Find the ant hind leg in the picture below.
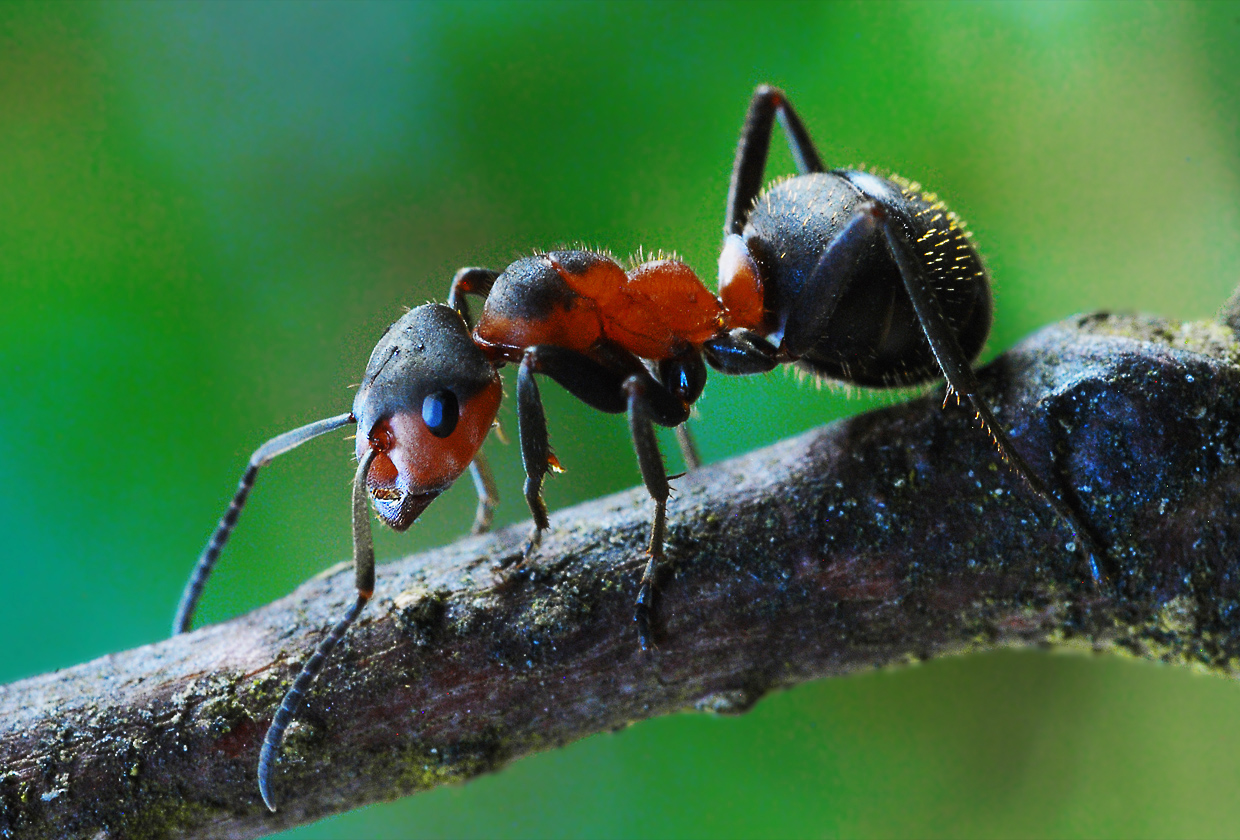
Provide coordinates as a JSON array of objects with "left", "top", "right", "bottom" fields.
[
  {"left": 726, "top": 86, "right": 826, "bottom": 235},
  {"left": 874, "top": 205, "right": 1108, "bottom": 587}
]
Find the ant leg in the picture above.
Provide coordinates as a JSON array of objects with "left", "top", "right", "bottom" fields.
[
  {"left": 447, "top": 267, "right": 500, "bottom": 326},
  {"left": 654, "top": 348, "right": 707, "bottom": 471},
  {"left": 630, "top": 402, "right": 667, "bottom": 652},
  {"left": 468, "top": 453, "right": 498, "bottom": 535},
  {"left": 516, "top": 345, "right": 631, "bottom": 556},
  {"left": 257, "top": 447, "right": 377, "bottom": 812},
  {"left": 516, "top": 344, "right": 689, "bottom": 647},
  {"left": 674, "top": 425, "right": 701, "bottom": 471},
  {"left": 702, "top": 328, "right": 780, "bottom": 374},
  {"left": 173, "top": 412, "right": 356, "bottom": 635},
  {"left": 448, "top": 269, "right": 503, "bottom": 535},
  {"left": 726, "top": 85, "right": 825, "bottom": 235},
  {"left": 779, "top": 206, "right": 891, "bottom": 359},
  {"left": 624, "top": 374, "right": 692, "bottom": 652},
  {"left": 874, "top": 207, "right": 1107, "bottom": 586},
  {"left": 515, "top": 358, "right": 553, "bottom": 558}
]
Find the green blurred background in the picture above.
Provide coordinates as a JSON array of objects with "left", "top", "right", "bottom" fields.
[{"left": 2, "top": 2, "right": 1239, "bottom": 837}]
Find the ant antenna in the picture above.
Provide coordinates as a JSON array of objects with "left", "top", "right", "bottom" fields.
[
  {"left": 173, "top": 412, "right": 356, "bottom": 635},
  {"left": 258, "top": 447, "right": 377, "bottom": 812}
]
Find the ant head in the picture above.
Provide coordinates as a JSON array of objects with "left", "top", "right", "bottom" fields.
[{"left": 353, "top": 304, "right": 502, "bottom": 531}]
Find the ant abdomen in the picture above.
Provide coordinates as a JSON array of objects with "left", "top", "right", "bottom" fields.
[{"left": 745, "top": 170, "right": 992, "bottom": 387}]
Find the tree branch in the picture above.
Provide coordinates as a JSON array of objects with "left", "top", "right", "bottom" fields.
[{"left": 5, "top": 310, "right": 1240, "bottom": 840}]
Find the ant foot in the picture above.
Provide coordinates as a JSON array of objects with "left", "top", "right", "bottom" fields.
[
  {"left": 522, "top": 525, "right": 543, "bottom": 562},
  {"left": 494, "top": 526, "right": 543, "bottom": 575},
  {"left": 469, "top": 507, "right": 494, "bottom": 536},
  {"left": 634, "top": 582, "right": 656, "bottom": 653},
  {"left": 1076, "top": 536, "right": 1112, "bottom": 591},
  {"left": 492, "top": 550, "right": 525, "bottom": 572}
]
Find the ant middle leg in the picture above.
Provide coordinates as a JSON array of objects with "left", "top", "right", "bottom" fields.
[
  {"left": 673, "top": 425, "right": 700, "bottom": 472},
  {"left": 515, "top": 344, "right": 690, "bottom": 647},
  {"left": 624, "top": 373, "right": 692, "bottom": 651},
  {"left": 655, "top": 347, "right": 709, "bottom": 471}
]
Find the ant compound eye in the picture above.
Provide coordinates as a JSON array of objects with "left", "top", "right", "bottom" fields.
[{"left": 421, "top": 389, "right": 459, "bottom": 438}]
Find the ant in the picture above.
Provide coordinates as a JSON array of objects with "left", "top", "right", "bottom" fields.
[{"left": 172, "top": 86, "right": 1104, "bottom": 812}]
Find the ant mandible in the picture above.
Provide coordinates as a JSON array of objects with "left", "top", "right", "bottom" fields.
[{"left": 172, "top": 86, "right": 1104, "bottom": 811}]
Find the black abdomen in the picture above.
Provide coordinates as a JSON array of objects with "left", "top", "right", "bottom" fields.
[{"left": 744, "top": 170, "right": 991, "bottom": 387}]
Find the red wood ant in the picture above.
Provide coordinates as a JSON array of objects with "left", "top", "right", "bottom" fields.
[{"left": 172, "top": 86, "right": 1103, "bottom": 811}]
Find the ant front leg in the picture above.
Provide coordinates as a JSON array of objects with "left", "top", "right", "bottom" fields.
[
  {"left": 447, "top": 267, "right": 499, "bottom": 327},
  {"left": 726, "top": 85, "right": 825, "bottom": 235},
  {"left": 515, "top": 345, "right": 629, "bottom": 559},
  {"left": 871, "top": 204, "right": 1108, "bottom": 587},
  {"left": 515, "top": 356, "right": 554, "bottom": 559}
]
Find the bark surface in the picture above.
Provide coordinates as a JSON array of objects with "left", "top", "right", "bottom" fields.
[{"left": 4, "top": 311, "right": 1240, "bottom": 839}]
